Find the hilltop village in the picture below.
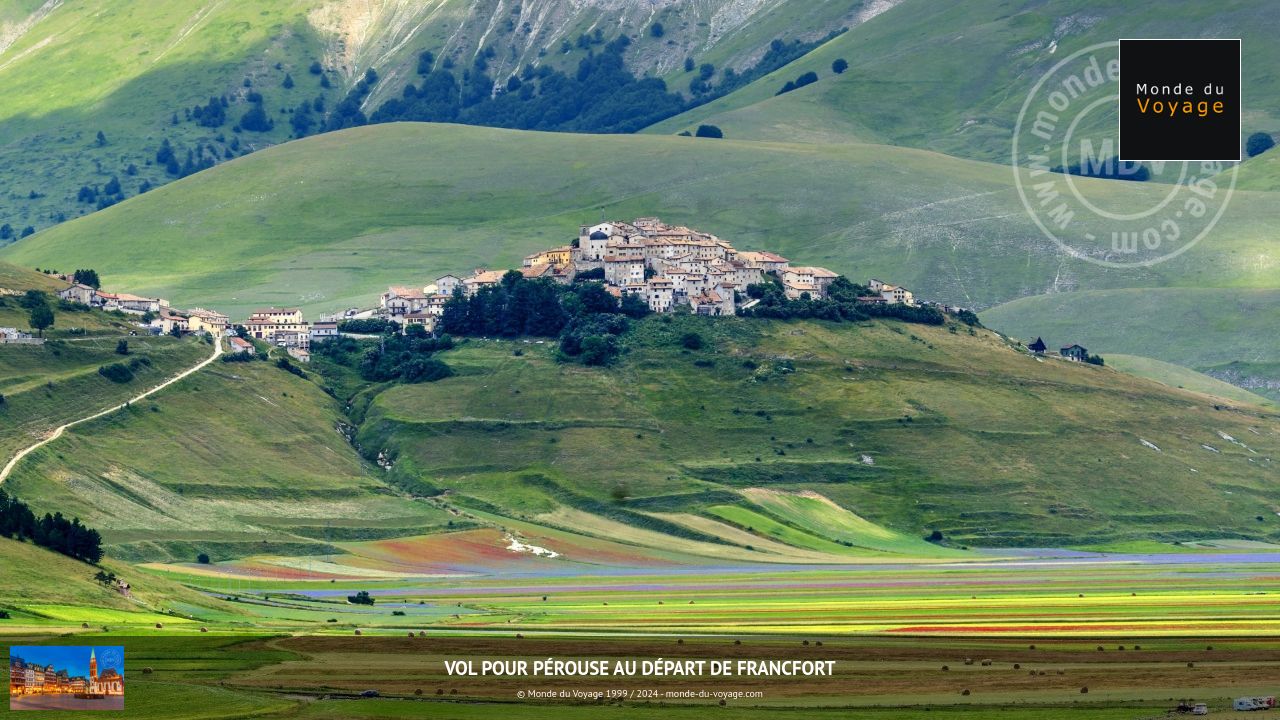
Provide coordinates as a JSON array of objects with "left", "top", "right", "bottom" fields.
[
  {"left": 34, "top": 219, "right": 1032, "bottom": 364},
  {"left": 376, "top": 217, "right": 921, "bottom": 330}
]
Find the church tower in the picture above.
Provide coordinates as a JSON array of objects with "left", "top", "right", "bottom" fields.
[{"left": 89, "top": 648, "right": 97, "bottom": 684}]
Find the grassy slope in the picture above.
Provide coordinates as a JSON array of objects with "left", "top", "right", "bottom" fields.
[
  {"left": 648, "top": 0, "right": 1280, "bottom": 160},
  {"left": 3, "top": 358, "right": 448, "bottom": 562},
  {"left": 1104, "top": 354, "right": 1273, "bottom": 408},
  {"left": 357, "top": 315, "right": 1280, "bottom": 546},
  {"left": 5, "top": 123, "right": 1280, "bottom": 320},
  {"left": 0, "top": 0, "right": 858, "bottom": 237},
  {"left": 0, "top": 535, "right": 237, "bottom": 623},
  {"left": 0, "top": 261, "right": 210, "bottom": 459},
  {"left": 981, "top": 288, "right": 1280, "bottom": 370}
]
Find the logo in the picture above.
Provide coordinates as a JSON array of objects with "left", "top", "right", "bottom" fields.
[{"left": 1012, "top": 41, "right": 1237, "bottom": 268}]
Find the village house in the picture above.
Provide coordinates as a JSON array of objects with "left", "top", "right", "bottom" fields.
[
  {"left": 57, "top": 282, "right": 98, "bottom": 305},
  {"left": 1060, "top": 343, "right": 1089, "bottom": 362},
  {"left": 227, "top": 336, "right": 255, "bottom": 355},
  {"left": 309, "top": 321, "right": 338, "bottom": 343},
  {"left": 868, "top": 279, "right": 915, "bottom": 306},
  {"left": 1028, "top": 337, "right": 1047, "bottom": 355},
  {"left": 154, "top": 308, "right": 189, "bottom": 335},
  {"left": 0, "top": 327, "right": 42, "bottom": 345},
  {"left": 244, "top": 307, "right": 309, "bottom": 346},
  {"left": 185, "top": 307, "right": 229, "bottom": 336},
  {"left": 462, "top": 269, "right": 505, "bottom": 295},
  {"left": 98, "top": 291, "right": 166, "bottom": 315},
  {"left": 435, "top": 274, "right": 463, "bottom": 297}
]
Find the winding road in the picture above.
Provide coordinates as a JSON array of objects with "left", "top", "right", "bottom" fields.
[{"left": 0, "top": 337, "right": 222, "bottom": 484}]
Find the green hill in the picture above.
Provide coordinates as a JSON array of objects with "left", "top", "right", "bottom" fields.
[
  {"left": 4, "top": 123, "right": 1280, "bottom": 322},
  {"left": 1105, "top": 354, "right": 1275, "bottom": 408},
  {"left": 9, "top": 313, "right": 1279, "bottom": 557},
  {"left": 0, "top": 261, "right": 210, "bottom": 460},
  {"left": 3, "top": 357, "right": 449, "bottom": 563},
  {"left": 0, "top": 0, "right": 861, "bottom": 237},
  {"left": 351, "top": 315, "right": 1280, "bottom": 547},
  {"left": 981, "top": 288, "right": 1280, "bottom": 387},
  {"left": 648, "top": 0, "right": 1280, "bottom": 160}
]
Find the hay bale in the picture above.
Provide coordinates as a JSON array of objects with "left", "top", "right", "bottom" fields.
[
  {"left": 816, "top": 641, "right": 823, "bottom": 647},
  {"left": 515, "top": 633, "right": 524, "bottom": 639},
  {"left": 963, "top": 658, "right": 974, "bottom": 665},
  {"left": 941, "top": 665, "right": 949, "bottom": 671},
  {"left": 155, "top": 622, "right": 164, "bottom": 629},
  {"left": 436, "top": 688, "right": 444, "bottom": 695},
  {"left": 414, "top": 689, "right": 422, "bottom": 696},
  {"left": 354, "top": 629, "right": 362, "bottom": 635},
  {"left": 407, "top": 632, "right": 415, "bottom": 637},
  {"left": 961, "top": 689, "right": 970, "bottom": 696},
  {"left": 418, "top": 631, "right": 426, "bottom": 637},
  {"left": 81, "top": 622, "right": 89, "bottom": 629},
  {"left": 677, "top": 638, "right": 683, "bottom": 645},
  {"left": 1134, "top": 644, "right": 1141, "bottom": 650},
  {"left": 200, "top": 627, "right": 208, "bottom": 633},
  {"left": 734, "top": 639, "right": 741, "bottom": 645},
  {"left": 802, "top": 640, "right": 810, "bottom": 646},
  {"left": 1187, "top": 662, "right": 1195, "bottom": 668},
  {"left": 1013, "top": 663, "right": 1020, "bottom": 670},
  {"left": 1117, "top": 645, "right": 1125, "bottom": 651},
  {"left": 980, "top": 659, "right": 992, "bottom": 666},
  {"left": 1205, "top": 645, "right": 1213, "bottom": 651},
  {"left": 1096, "top": 645, "right": 1104, "bottom": 651},
  {"left": 1080, "top": 686, "right": 1088, "bottom": 694},
  {"left": 1028, "top": 644, "right": 1036, "bottom": 650}
]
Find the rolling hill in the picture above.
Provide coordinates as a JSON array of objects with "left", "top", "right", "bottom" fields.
[
  {"left": 648, "top": 0, "right": 1280, "bottom": 160},
  {"left": 0, "top": 0, "right": 869, "bottom": 237},
  {"left": 8, "top": 311, "right": 1280, "bottom": 560},
  {"left": 4, "top": 122, "right": 1279, "bottom": 321}
]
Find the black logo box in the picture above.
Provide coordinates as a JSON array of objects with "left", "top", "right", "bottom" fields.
[{"left": 1119, "top": 39, "right": 1241, "bottom": 162}]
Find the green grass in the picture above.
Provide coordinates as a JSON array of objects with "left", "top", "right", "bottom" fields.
[
  {"left": 356, "top": 315, "right": 1280, "bottom": 546},
  {"left": 5, "top": 123, "right": 1280, "bottom": 324},
  {"left": 648, "top": 0, "right": 1280, "bottom": 162},
  {"left": 0, "top": 0, "right": 853, "bottom": 239},
  {"left": 3, "top": 357, "right": 445, "bottom": 562},
  {"left": 981, "top": 288, "right": 1280, "bottom": 377},
  {"left": 1104, "top": 354, "right": 1274, "bottom": 407}
]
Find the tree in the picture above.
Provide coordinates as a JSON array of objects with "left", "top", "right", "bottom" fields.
[
  {"left": 240, "top": 102, "right": 274, "bottom": 132},
  {"left": 29, "top": 304, "right": 53, "bottom": 336},
  {"left": 96, "top": 130, "right": 107, "bottom": 147},
  {"left": 832, "top": 58, "right": 848, "bottom": 74},
  {"left": 0, "top": 224, "right": 11, "bottom": 240},
  {"left": 650, "top": 22, "right": 664, "bottom": 38},
  {"left": 684, "top": 56, "right": 695, "bottom": 72},
  {"left": 115, "top": 339, "right": 129, "bottom": 355},
  {"left": 20, "top": 226, "right": 33, "bottom": 238},
  {"left": 73, "top": 268, "right": 101, "bottom": 289},
  {"left": 282, "top": 73, "right": 294, "bottom": 89},
  {"left": 1246, "top": 131, "right": 1275, "bottom": 158},
  {"left": 309, "top": 60, "right": 323, "bottom": 75},
  {"left": 695, "top": 124, "right": 723, "bottom": 138},
  {"left": 348, "top": 590, "right": 375, "bottom": 605},
  {"left": 197, "top": 552, "right": 210, "bottom": 564},
  {"left": 620, "top": 292, "right": 649, "bottom": 318},
  {"left": 680, "top": 332, "right": 704, "bottom": 350}
]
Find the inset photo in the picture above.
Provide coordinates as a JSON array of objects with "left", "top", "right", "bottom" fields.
[{"left": 9, "top": 646, "right": 124, "bottom": 711}]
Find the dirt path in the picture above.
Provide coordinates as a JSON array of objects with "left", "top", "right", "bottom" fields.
[{"left": 0, "top": 337, "right": 222, "bottom": 484}]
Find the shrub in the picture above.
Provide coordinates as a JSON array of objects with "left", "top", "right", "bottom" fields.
[
  {"left": 348, "top": 590, "right": 375, "bottom": 605},
  {"left": 680, "top": 332, "right": 704, "bottom": 350},
  {"left": 832, "top": 58, "right": 849, "bottom": 74},
  {"left": 115, "top": 339, "right": 129, "bottom": 355},
  {"left": 97, "top": 363, "right": 134, "bottom": 383},
  {"left": 1246, "top": 131, "right": 1275, "bottom": 157},
  {"left": 197, "top": 553, "right": 210, "bottom": 564},
  {"left": 694, "top": 124, "right": 723, "bottom": 139}
]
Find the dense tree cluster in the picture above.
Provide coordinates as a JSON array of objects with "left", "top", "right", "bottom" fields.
[
  {"left": 371, "top": 37, "right": 685, "bottom": 133},
  {"left": 1051, "top": 157, "right": 1149, "bottom": 181},
  {"left": 0, "top": 490, "right": 103, "bottom": 564},
  {"left": 437, "top": 271, "right": 641, "bottom": 365},
  {"left": 72, "top": 268, "right": 101, "bottom": 289},
  {"left": 741, "top": 277, "right": 946, "bottom": 325},
  {"left": 777, "top": 70, "right": 819, "bottom": 96},
  {"left": 313, "top": 329, "right": 456, "bottom": 384}
]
